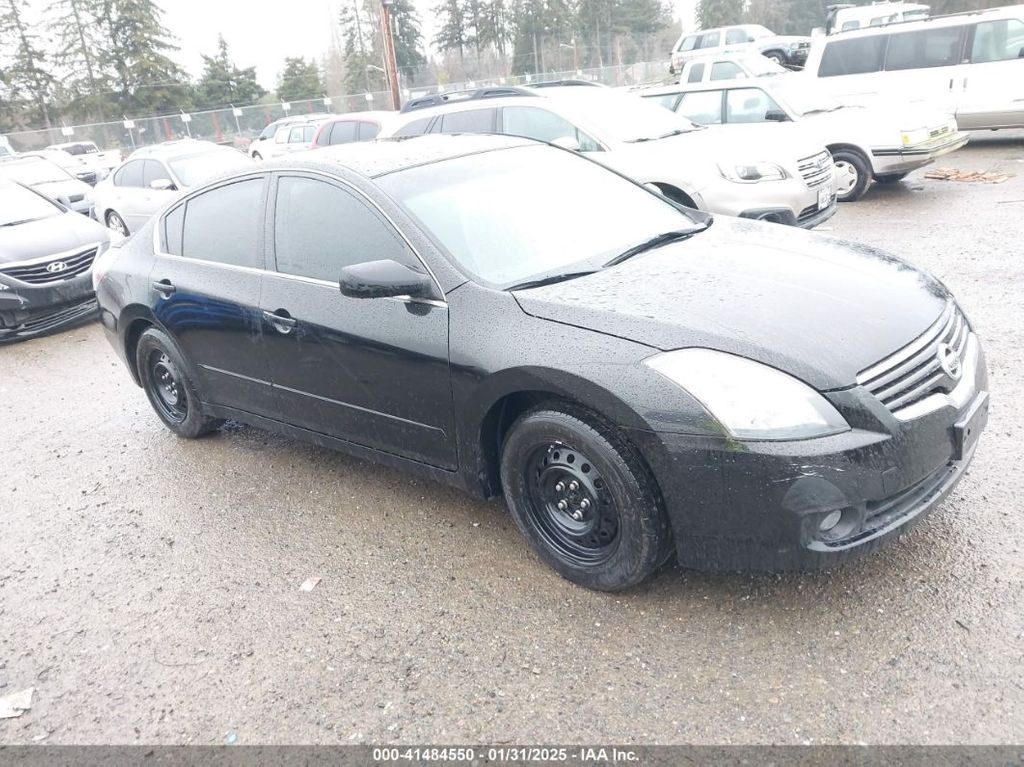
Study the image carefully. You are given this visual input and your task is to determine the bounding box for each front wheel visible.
[136,328,223,438]
[763,50,785,65]
[500,406,673,591]
[831,149,872,202]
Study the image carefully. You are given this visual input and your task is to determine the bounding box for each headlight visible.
[718,162,787,183]
[900,128,930,146]
[644,348,850,441]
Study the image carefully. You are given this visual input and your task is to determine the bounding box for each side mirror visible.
[339,259,433,300]
[150,178,175,191]
[764,110,790,122]
[550,135,581,151]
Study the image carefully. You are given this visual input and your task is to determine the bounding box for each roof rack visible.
[528,79,602,89]
[401,86,537,113]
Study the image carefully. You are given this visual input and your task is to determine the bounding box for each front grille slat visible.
[798,150,833,188]
[0,247,97,284]
[857,301,970,414]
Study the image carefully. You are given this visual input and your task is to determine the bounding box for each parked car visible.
[380,84,838,228]
[45,140,121,181]
[642,77,967,201]
[22,147,102,185]
[92,140,252,235]
[94,135,988,590]
[826,2,931,34]
[672,51,790,84]
[670,24,812,73]
[0,137,14,159]
[0,179,114,343]
[803,5,1024,130]
[0,156,94,215]
[248,114,332,160]
[310,112,400,148]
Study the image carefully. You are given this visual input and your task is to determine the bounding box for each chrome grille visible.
[798,150,833,188]
[0,247,97,285]
[858,302,970,413]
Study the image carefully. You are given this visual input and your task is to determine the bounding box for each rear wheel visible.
[500,406,672,591]
[136,328,223,438]
[875,172,910,184]
[105,210,129,236]
[831,149,872,202]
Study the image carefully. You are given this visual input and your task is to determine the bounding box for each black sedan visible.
[93,135,988,591]
[1,179,114,343]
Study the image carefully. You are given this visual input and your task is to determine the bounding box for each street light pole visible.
[379,0,402,111]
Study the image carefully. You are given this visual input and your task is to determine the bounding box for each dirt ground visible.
[1,131,1022,745]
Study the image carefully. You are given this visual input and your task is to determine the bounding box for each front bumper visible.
[871,131,970,175]
[0,273,98,344]
[705,175,837,230]
[628,338,989,571]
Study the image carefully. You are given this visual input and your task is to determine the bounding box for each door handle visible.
[262,309,297,334]
[152,279,176,296]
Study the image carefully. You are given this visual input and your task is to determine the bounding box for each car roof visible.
[128,140,234,160]
[824,3,1017,38]
[266,134,535,179]
[323,110,396,124]
[643,76,783,96]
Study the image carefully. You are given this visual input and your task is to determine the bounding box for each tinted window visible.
[274,127,289,143]
[651,93,682,110]
[274,176,415,282]
[394,117,432,137]
[115,160,145,187]
[501,107,602,151]
[358,122,381,140]
[142,160,169,187]
[725,29,749,45]
[885,26,965,70]
[725,88,784,122]
[841,20,861,32]
[163,204,184,255]
[288,126,314,143]
[676,90,723,124]
[259,123,277,140]
[182,178,264,268]
[687,62,705,82]
[970,18,1024,63]
[439,109,497,134]
[678,35,698,52]
[329,121,358,144]
[699,32,721,49]
[711,61,744,80]
[819,35,886,76]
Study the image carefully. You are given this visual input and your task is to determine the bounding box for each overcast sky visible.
[33,0,697,91]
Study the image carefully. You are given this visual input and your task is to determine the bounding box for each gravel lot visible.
[1,132,1022,746]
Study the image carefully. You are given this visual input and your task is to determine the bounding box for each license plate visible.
[817,187,831,211]
[952,392,988,461]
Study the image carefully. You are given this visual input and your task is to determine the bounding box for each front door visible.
[260,173,457,469]
[150,175,278,416]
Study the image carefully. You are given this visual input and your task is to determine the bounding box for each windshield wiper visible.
[603,227,706,268]
[505,269,600,291]
[0,218,39,227]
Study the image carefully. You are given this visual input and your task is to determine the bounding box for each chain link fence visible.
[2,60,671,154]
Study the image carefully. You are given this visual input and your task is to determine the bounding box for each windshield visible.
[0,183,62,226]
[559,91,701,142]
[0,160,72,185]
[378,145,700,289]
[168,149,251,187]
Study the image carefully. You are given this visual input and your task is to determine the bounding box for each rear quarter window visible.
[819,35,887,76]
[394,117,433,137]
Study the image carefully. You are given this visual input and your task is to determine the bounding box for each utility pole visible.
[379,0,402,110]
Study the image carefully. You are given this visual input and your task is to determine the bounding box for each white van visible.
[826,3,931,35]
[804,5,1024,129]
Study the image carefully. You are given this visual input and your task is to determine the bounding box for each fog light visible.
[819,509,843,533]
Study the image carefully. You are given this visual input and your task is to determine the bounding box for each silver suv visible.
[380,83,837,228]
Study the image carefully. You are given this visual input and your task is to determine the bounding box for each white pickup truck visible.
[45,140,122,184]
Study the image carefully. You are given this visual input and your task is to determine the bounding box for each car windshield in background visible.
[783,88,846,116]
[0,160,72,185]
[564,92,702,142]
[0,184,61,226]
[168,149,251,187]
[379,145,699,288]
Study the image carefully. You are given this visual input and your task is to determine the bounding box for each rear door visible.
[151,174,277,416]
[259,172,457,468]
[958,17,1024,128]
[880,24,968,112]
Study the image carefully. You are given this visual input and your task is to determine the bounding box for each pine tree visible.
[195,35,265,109]
[390,0,426,77]
[276,57,323,102]
[47,0,107,116]
[339,0,384,94]
[695,0,744,29]
[0,0,55,130]
[434,0,469,63]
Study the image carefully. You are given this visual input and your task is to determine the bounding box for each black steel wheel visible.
[500,405,673,591]
[136,327,223,438]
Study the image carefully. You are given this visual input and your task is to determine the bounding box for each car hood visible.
[513,218,950,390]
[32,179,92,200]
[622,127,815,169]
[0,212,109,265]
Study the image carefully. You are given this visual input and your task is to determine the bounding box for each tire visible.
[252,151,262,161]
[105,210,129,236]
[831,149,872,202]
[875,172,910,184]
[763,50,785,65]
[136,327,223,438]
[499,405,673,591]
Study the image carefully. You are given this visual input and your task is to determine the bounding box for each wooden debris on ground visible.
[924,167,1012,183]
